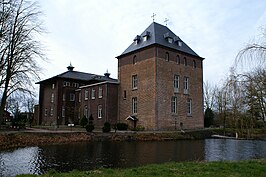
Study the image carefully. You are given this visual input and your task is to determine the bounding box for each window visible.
[98,87,103,98]
[62,107,65,117]
[44,108,48,117]
[123,90,127,99]
[171,96,177,114]
[132,75,138,90]
[165,52,169,62]
[62,93,65,101]
[70,93,75,101]
[143,36,148,41]
[85,90,88,100]
[193,60,196,68]
[187,99,192,115]
[98,105,103,118]
[174,75,180,93]
[91,89,95,99]
[133,55,137,64]
[63,81,70,87]
[168,38,173,43]
[51,93,54,103]
[84,106,88,118]
[176,55,180,64]
[79,92,81,102]
[184,77,189,94]
[50,107,53,116]
[184,57,187,66]
[72,83,79,88]
[132,97,137,114]
[52,84,55,89]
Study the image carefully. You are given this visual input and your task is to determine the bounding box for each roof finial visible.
[151,13,156,22]
[164,18,169,26]
[104,69,110,78]
[67,62,74,71]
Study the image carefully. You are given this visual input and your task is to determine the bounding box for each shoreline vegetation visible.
[17,159,266,177]
[0,127,266,151]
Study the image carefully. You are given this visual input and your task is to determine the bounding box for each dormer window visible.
[143,31,150,42]
[168,38,173,43]
[134,35,141,45]
[164,32,173,43]
[174,37,182,47]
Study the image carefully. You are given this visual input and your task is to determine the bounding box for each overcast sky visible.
[37,0,266,85]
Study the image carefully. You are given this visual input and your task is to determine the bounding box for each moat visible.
[0,139,266,176]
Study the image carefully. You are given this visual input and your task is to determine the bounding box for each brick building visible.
[37,64,117,126]
[37,22,204,130]
[117,22,204,130]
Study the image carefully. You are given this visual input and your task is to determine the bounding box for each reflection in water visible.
[0,139,265,177]
[0,147,42,176]
[204,139,266,161]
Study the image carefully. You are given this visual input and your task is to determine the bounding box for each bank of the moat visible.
[0,128,266,151]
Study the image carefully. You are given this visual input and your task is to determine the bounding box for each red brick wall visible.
[156,46,204,130]
[118,45,204,130]
[78,82,118,128]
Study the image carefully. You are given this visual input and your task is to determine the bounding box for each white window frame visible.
[132,97,137,114]
[62,107,65,118]
[171,96,177,114]
[63,81,70,87]
[184,57,187,66]
[85,90,88,100]
[51,93,54,103]
[84,106,88,118]
[91,89,95,99]
[70,93,75,101]
[193,60,196,68]
[174,75,180,93]
[44,108,48,117]
[62,93,65,101]
[98,104,102,118]
[187,99,192,116]
[184,77,189,94]
[79,92,81,102]
[98,87,103,98]
[50,107,53,116]
[165,52,169,61]
[52,83,55,89]
[132,75,138,90]
[176,55,180,64]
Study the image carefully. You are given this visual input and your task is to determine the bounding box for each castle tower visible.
[117,22,204,130]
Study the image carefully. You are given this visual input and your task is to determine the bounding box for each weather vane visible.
[151,13,156,22]
[164,18,169,26]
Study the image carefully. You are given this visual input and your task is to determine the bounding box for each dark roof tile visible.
[118,22,202,58]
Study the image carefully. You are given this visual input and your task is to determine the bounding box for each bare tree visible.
[236,27,266,68]
[203,81,216,110]
[0,0,45,125]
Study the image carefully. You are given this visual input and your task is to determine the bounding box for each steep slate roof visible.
[118,22,202,58]
[36,70,117,84]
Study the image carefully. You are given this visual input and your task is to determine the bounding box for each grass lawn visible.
[17,159,266,177]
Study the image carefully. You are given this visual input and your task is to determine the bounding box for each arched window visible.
[165,52,169,62]
[133,55,137,64]
[193,60,196,68]
[184,57,187,66]
[176,55,180,64]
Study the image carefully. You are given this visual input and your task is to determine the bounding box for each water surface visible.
[0,139,265,176]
